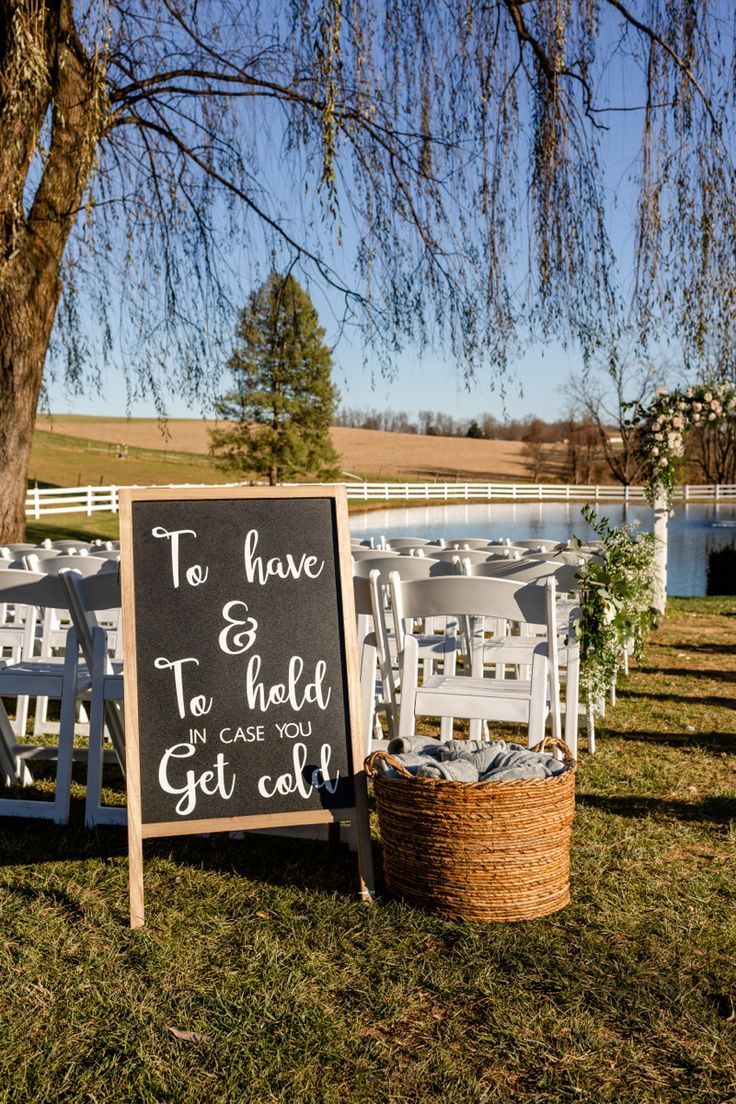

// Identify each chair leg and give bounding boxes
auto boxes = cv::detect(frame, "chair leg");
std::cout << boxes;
[397,637,419,744]
[527,649,549,748]
[85,693,127,828]
[0,698,31,786]
[564,650,580,759]
[11,694,29,739]
[587,698,596,755]
[468,718,483,741]
[85,681,106,828]
[359,638,377,757]
[51,652,80,825]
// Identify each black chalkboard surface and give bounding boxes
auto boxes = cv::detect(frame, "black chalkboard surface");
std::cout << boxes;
[119,485,373,927]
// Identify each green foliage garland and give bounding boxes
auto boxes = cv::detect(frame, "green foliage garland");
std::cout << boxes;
[572,506,656,711]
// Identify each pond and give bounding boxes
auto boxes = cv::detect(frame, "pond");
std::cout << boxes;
[349,501,736,596]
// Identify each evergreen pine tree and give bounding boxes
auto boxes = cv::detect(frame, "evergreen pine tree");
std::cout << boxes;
[210,274,340,485]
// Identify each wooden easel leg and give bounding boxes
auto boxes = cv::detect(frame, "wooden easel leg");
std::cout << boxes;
[129,831,144,929]
[353,772,375,902]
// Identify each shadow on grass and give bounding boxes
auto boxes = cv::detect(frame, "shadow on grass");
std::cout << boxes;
[637,667,736,684]
[660,641,736,656]
[0,800,373,900]
[1,880,88,920]
[604,728,736,753]
[618,689,735,708]
[577,791,736,823]
[153,831,375,898]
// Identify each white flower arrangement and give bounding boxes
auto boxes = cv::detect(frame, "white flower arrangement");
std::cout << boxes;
[637,382,736,505]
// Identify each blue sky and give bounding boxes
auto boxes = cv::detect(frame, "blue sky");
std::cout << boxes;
[40,2,692,427]
[43,328,583,424]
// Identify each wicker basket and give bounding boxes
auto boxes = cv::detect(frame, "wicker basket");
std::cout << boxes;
[365,737,576,922]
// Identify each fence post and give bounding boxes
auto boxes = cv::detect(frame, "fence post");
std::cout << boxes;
[716,483,721,501]
[86,486,93,517]
[34,483,40,519]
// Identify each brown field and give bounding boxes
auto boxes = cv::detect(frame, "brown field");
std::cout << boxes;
[38,413,566,481]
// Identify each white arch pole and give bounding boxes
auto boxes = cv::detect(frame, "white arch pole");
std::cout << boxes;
[652,486,668,615]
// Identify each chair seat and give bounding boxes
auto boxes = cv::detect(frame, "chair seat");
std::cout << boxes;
[0,657,92,696]
[390,632,463,659]
[415,672,550,722]
[103,670,124,697]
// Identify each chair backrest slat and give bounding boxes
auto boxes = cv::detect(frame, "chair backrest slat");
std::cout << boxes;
[0,570,69,609]
[389,572,553,625]
[352,554,456,581]
[25,554,111,577]
[467,557,580,592]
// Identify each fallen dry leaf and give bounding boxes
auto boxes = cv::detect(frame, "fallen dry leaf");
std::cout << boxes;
[168,1027,213,1045]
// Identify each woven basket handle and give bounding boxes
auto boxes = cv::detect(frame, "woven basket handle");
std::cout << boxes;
[364,750,416,779]
[528,735,577,767]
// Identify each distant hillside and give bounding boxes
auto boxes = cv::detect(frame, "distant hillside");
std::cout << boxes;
[36,413,568,483]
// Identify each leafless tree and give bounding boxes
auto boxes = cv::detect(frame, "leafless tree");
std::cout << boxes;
[687,424,736,485]
[562,409,602,484]
[522,419,550,482]
[565,358,659,485]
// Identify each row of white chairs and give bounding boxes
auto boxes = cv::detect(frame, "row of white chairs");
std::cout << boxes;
[352,542,598,761]
[0,531,597,828]
[352,534,566,554]
[1,539,119,558]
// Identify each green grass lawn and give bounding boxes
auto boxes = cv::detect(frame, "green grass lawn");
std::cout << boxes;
[1,599,735,1102]
[28,429,226,490]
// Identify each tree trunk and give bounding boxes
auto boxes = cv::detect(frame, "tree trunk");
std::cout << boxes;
[0,262,61,542]
[0,0,103,543]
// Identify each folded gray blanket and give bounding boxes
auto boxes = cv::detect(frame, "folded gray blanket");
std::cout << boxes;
[377,735,568,782]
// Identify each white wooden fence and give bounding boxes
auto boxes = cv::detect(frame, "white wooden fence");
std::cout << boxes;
[23,481,736,519]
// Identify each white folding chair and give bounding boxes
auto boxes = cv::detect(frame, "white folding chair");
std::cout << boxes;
[354,556,462,740]
[389,573,562,749]
[352,547,400,562]
[444,538,507,551]
[353,575,394,754]
[463,558,589,755]
[22,555,111,738]
[0,571,93,823]
[383,537,436,552]
[61,571,125,827]
[514,539,564,553]
[25,554,110,576]
[48,540,93,552]
[425,547,518,566]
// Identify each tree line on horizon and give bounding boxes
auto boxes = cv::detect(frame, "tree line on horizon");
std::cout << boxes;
[333,406,736,487]
[334,407,581,442]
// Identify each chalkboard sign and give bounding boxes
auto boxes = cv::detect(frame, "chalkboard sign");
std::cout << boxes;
[119,486,373,927]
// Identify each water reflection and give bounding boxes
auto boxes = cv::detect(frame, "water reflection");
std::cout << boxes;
[350,501,736,596]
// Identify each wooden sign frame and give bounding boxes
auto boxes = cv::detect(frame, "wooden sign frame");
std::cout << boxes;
[119,484,374,928]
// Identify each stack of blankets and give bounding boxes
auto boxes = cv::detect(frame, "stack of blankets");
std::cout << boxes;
[375,736,569,783]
